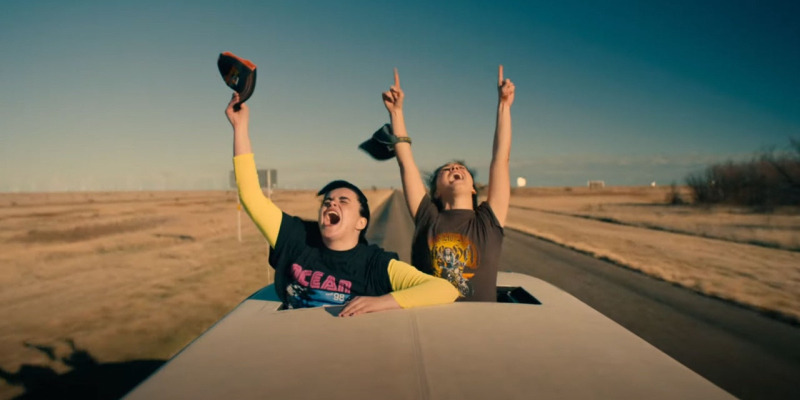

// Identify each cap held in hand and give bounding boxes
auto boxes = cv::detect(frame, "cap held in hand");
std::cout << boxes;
[218,52,257,111]
[359,124,411,161]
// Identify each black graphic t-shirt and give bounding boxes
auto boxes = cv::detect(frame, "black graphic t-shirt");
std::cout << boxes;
[268,213,397,309]
[411,195,504,302]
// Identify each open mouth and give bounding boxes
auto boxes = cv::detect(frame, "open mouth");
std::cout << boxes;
[451,173,464,182]
[325,211,341,225]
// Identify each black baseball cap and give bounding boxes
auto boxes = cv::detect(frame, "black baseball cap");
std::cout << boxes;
[359,124,397,161]
[317,180,370,243]
[218,52,257,110]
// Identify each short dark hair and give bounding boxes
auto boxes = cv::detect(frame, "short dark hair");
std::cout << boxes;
[317,180,370,243]
[427,160,478,210]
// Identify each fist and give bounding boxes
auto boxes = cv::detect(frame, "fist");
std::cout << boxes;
[225,92,250,129]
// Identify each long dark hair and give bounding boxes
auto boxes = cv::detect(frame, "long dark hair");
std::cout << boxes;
[426,160,478,211]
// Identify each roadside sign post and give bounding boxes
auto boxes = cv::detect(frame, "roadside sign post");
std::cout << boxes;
[237,196,242,243]
[265,172,271,284]
[230,171,242,243]
[267,171,272,200]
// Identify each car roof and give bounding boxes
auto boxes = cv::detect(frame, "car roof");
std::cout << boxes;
[122,272,737,400]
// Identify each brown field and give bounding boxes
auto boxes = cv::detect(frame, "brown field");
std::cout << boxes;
[510,186,800,251]
[1,186,798,399]
[504,186,800,323]
[0,189,392,399]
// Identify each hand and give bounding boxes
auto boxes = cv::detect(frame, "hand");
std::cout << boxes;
[498,65,515,107]
[338,294,401,317]
[382,68,404,114]
[225,92,250,129]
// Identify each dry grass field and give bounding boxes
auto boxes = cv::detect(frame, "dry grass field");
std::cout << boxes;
[1,186,798,399]
[0,189,392,400]
[505,186,800,323]
[510,186,800,251]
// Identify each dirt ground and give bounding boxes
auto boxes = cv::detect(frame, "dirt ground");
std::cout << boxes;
[505,186,800,323]
[510,186,800,251]
[0,189,392,400]
[1,187,798,399]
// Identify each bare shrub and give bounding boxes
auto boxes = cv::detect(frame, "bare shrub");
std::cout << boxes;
[666,181,686,205]
[686,139,800,209]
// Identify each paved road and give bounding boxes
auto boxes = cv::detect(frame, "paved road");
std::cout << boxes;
[367,191,800,400]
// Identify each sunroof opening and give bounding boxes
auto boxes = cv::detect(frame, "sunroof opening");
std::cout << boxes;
[497,286,541,305]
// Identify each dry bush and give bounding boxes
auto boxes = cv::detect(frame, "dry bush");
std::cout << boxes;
[686,139,800,210]
[665,182,687,205]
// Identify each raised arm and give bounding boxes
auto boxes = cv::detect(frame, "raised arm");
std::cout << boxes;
[225,93,283,247]
[486,65,515,226]
[384,68,427,218]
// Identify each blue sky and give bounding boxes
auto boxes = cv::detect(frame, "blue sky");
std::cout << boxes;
[0,0,797,191]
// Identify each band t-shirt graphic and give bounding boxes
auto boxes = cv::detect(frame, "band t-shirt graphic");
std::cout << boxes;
[268,214,397,309]
[429,233,479,297]
[412,195,504,302]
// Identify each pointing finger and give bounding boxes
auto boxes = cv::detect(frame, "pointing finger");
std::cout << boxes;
[394,68,400,87]
[498,65,504,86]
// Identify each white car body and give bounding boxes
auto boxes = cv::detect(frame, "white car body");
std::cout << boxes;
[122,272,738,400]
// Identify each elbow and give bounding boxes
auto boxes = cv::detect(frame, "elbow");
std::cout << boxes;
[447,288,459,303]
[393,280,459,310]
[439,281,460,303]
[427,275,459,304]
[237,184,263,205]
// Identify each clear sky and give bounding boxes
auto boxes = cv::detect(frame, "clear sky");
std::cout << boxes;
[1,0,797,192]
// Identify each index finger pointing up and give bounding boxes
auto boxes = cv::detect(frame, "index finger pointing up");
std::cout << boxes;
[498,65,504,86]
[394,68,400,87]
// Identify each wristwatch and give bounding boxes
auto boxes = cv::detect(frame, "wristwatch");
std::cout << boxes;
[359,124,411,160]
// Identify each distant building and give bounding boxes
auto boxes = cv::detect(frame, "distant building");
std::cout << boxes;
[587,180,605,189]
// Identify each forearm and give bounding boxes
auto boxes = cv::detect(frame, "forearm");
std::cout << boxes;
[487,103,512,225]
[233,124,252,157]
[387,260,459,308]
[390,110,427,217]
[490,103,512,182]
[391,110,414,167]
[492,104,512,165]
